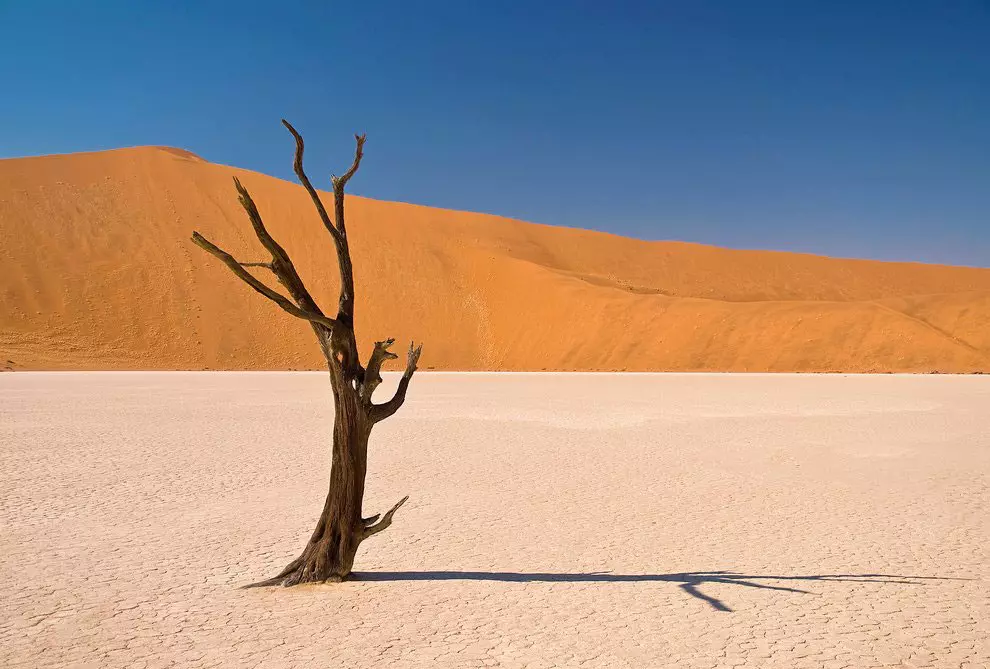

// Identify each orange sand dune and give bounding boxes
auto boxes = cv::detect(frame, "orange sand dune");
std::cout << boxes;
[2,146,989,372]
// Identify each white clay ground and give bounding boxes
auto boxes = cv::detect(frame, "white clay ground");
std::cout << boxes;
[2,372,988,668]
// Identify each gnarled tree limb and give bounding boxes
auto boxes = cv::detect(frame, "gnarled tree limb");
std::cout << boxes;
[280,119,343,246]
[370,341,422,422]
[282,121,361,334]
[191,232,337,329]
[232,177,326,317]
[360,338,398,404]
[362,496,409,540]
[328,135,365,320]
[331,134,367,203]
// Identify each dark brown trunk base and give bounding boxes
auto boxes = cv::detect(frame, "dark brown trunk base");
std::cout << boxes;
[244,527,361,588]
[243,494,409,588]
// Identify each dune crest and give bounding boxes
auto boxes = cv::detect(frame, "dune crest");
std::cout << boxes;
[2,146,989,372]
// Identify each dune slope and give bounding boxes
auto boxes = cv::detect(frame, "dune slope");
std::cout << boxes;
[2,146,989,372]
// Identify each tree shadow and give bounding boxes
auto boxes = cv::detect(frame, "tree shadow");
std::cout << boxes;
[352,570,969,612]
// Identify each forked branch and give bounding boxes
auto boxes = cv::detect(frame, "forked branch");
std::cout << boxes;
[370,341,423,422]
[331,134,367,193]
[360,338,398,403]
[281,119,343,246]
[362,496,409,540]
[329,134,365,316]
[191,232,337,329]
[231,177,327,316]
[282,120,362,321]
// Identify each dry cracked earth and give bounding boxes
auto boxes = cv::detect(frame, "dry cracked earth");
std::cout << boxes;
[1,372,988,668]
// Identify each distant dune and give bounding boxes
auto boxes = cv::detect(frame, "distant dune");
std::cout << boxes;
[2,146,989,372]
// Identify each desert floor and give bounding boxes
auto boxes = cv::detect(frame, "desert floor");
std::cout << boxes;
[1,372,988,669]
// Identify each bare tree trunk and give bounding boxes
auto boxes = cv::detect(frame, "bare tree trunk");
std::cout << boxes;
[268,386,370,584]
[191,121,420,587]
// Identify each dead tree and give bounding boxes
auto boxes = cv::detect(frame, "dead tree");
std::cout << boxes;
[191,120,422,586]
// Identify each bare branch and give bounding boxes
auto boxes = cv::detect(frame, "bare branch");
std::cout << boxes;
[326,134,365,320]
[361,496,409,540]
[231,177,326,315]
[331,134,367,193]
[407,340,423,370]
[281,119,343,245]
[239,261,274,270]
[282,121,359,327]
[191,231,337,329]
[328,134,366,244]
[370,341,423,422]
[360,338,398,404]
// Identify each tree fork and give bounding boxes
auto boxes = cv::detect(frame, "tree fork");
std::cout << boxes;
[192,120,422,587]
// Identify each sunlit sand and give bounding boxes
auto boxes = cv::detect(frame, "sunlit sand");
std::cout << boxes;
[3,147,990,374]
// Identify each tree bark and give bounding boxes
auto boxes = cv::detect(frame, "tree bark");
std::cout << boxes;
[261,381,371,586]
[192,121,421,587]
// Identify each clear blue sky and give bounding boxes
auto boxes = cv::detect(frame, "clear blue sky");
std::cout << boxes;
[2,1,988,266]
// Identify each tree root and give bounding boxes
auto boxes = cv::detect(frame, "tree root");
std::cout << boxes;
[242,496,408,588]
[242,558,348,588]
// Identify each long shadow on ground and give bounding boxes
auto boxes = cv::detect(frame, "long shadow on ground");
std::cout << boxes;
[353,570,968,612]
